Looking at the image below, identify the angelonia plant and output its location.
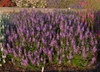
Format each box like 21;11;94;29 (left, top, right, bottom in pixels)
3;10;98;70
11;0;47;8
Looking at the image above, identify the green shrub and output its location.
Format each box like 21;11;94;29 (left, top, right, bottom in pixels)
12;0;47;8
46;0;78;8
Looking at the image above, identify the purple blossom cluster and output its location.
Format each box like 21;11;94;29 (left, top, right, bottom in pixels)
3;10;98;69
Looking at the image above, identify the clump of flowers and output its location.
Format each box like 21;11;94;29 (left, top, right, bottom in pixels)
12;0;47;8
77;10;95;32
3;10;98;70
0;12;8;66
78;0;100;10
0;0;15;7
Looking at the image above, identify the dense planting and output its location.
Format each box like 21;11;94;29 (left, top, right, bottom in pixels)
2;10;98;70
11;0;46;8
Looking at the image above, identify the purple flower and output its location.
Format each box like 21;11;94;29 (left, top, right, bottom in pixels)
37;42;40;48
42;26;46;32
6;30;10;34
8;36;13;42
60;23;64;31
90;40;94;46
21;56;28;66
92;46;97;53
36;61;40;66
13;34;17;39
49;25;52;29
7;44;11;53
57;50;60;55
40;57;43;61
43;59;46;64
62;54;65;58
42;38;46;44
70;27;73;32
55;44;59;49
4;49;8;55
82;47;87;58
12;48;17;57
66;41;69;46
73;45;78;54
77;25;81;33
21;42;25;47
71;38;75;44
50;39;56;46
95;40;98;45
68;60;71;64
89;57;96;65
43;46;48;54
67;51;73;59
59;59;62;64
32;38;35;42
28;51;32;60
81;41;84;45
28;37;31;42
79;33;83;40
81;27;84;31
17;46;22;56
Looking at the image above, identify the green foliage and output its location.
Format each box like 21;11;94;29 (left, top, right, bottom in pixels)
12;0;47;8
46;0;78;8
72;55;86;68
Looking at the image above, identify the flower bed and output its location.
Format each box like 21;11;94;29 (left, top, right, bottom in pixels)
0;9;98;71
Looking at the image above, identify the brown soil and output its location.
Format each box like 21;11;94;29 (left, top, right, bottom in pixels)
0;62;100;72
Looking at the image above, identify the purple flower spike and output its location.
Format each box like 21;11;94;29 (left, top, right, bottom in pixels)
92;46;97;53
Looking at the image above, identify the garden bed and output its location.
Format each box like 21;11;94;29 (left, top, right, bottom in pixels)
0;1;100;72
0;8;100;72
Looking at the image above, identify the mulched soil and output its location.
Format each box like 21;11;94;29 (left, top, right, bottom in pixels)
0;62;100;72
